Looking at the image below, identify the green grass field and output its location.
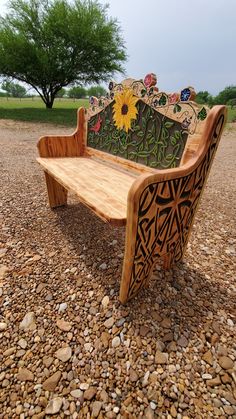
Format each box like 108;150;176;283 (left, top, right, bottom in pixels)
0;97;89;126
0;97;236;126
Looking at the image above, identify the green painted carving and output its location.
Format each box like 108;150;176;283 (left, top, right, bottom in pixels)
88;100;188;169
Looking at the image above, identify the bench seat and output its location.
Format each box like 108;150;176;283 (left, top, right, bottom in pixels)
37;156;139;226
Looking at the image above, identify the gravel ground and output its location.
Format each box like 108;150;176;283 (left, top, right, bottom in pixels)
0;119;235;419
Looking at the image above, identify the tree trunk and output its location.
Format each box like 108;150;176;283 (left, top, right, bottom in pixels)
45;101;53;109
44;91;55;109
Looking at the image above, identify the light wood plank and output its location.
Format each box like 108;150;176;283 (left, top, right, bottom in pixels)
85;147;157;175
37;157;138;226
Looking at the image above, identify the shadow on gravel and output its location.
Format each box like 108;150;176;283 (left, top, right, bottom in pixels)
53;202;231;342
53;201;125;288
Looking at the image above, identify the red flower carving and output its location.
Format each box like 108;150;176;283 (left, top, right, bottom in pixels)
89;115;102;133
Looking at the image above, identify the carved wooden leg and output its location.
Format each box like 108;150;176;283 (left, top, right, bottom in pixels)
162;252;174;270
44;172;67;208
119;197;159;304
120;234;157;304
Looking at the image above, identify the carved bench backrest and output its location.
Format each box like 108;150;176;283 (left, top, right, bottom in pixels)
87;74;209;170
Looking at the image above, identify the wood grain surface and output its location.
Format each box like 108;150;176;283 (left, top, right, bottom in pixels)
38;108;86;157
37;157;138;226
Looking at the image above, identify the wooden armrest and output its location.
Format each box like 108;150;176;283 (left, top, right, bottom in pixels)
37;108;87;157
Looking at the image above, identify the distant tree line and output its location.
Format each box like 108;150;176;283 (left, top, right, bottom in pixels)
1;81;107;99
64;85;107;99
1;81;27;98
1;81;236;108
196;85;236;107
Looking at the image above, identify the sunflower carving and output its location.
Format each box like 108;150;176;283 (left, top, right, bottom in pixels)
112;89;138;132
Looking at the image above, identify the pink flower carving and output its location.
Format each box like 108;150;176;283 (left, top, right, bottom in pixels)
144;73;157;88
169;93;179;104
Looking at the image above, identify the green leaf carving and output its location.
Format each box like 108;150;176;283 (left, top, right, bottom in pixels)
159;94;167;106
173;104;182;113
164;121;174;129
138;151;151;158
197;107;207;120
173;130;182;140
166;154;174;161
146;132;153;140
146;108;151;119
161;127;168;141
137;131;144;137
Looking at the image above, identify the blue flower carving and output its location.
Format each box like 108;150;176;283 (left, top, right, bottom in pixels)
180;88;191;102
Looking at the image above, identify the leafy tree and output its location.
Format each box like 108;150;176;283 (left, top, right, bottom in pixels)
214;86;236;105
195;90;212;105
227;98;236;108
0;0;126;108
56;88;66;98
1;81;11;95
87;85;106;97
68;86;87;99
1;80;26;97
207;95;214;108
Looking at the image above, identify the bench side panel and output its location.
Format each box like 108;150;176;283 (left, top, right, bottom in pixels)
119;105;227;303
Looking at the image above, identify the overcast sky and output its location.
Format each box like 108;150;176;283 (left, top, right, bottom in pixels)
0;0;235;95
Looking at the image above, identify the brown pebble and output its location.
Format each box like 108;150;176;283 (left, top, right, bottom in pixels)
129;368;139;382
42;371;61;391
218;356;234;370
84;387;97;401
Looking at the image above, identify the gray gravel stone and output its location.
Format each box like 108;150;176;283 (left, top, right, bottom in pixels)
45;397;63;414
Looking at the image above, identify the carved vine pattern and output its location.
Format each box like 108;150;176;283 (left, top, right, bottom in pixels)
88;101;188;169
126;113;225;301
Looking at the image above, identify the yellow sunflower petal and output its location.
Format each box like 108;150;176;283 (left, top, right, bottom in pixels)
112;88;138;133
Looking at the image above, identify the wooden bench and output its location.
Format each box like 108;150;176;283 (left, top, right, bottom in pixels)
37;73;227;304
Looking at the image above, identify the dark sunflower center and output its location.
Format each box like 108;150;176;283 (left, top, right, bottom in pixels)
121;104;128;115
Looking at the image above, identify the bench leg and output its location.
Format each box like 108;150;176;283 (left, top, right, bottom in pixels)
44;172;67;208
162;252;174;270
120;239;158;305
